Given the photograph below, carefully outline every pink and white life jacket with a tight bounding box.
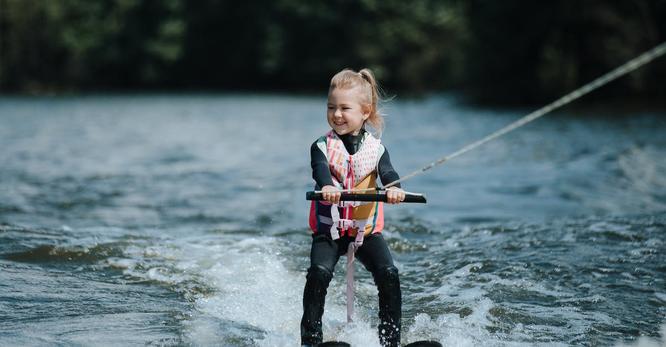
[309,130,385,238]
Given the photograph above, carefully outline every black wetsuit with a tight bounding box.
[301,129,402,347]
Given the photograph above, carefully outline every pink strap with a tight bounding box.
[346,230,365,323]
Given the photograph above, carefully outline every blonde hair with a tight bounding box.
[329,68,384,135]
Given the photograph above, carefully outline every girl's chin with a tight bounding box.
[332,125,360,135]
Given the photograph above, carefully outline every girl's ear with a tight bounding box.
[361,104,371,120]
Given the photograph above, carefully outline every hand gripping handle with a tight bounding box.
[306,191,427,203]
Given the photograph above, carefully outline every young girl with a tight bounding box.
[301,68,405,347]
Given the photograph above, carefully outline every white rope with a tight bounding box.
[374,41,666,190]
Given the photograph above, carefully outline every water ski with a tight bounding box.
[318,342,351,347]
[404,341,443,347]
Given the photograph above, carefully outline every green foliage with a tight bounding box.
[0,0,184,90]
[463,0,666,103]
[0,0,664,102]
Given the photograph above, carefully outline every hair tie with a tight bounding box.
[359,72,370,83]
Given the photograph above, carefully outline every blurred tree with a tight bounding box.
[0,0,65,91]
[463,0,666,103]
[176,0,466,91]
[0,0,664,102]
[0,0,184,91]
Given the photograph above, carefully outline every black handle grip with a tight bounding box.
[306,191,427,203]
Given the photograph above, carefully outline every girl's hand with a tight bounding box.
[321,185,341,204]
[386,187,405,204]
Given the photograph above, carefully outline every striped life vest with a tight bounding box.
[309,130,385,238]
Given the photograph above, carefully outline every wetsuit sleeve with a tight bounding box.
[378,147,402,188]
[311,141,334,188]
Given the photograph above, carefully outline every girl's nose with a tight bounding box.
[334,108,343,117]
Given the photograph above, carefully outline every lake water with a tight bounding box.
[0,94,664,346]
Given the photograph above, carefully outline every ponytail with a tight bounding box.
[358,68,384,134]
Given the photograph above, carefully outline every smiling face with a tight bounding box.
[327,87,370,136]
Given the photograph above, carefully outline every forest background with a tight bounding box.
[1,0,665,104]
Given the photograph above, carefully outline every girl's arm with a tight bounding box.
[378,148,405,204]
[377,149,401,188]
[311,141,334,188]
[311,142,341,203]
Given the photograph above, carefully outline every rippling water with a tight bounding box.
[0,95,664,346]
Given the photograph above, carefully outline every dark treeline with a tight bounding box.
[1,0,664,103]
